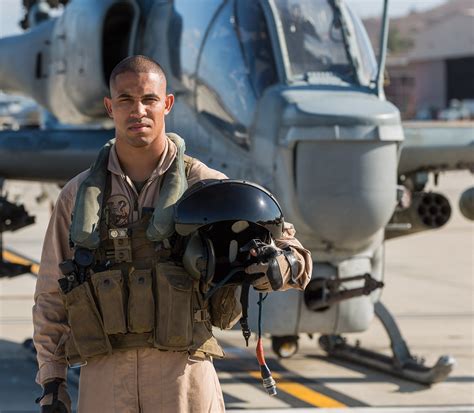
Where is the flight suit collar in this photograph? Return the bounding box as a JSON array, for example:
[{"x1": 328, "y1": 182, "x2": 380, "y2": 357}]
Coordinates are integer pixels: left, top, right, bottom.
[{"x1": 107, "y1": 136, "x2": 178, "y2": 181}]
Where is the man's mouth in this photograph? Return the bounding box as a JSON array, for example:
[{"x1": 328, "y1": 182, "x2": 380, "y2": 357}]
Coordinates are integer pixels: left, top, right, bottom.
[{"x1": 128, "y1": 123, "x2": 150, "y2": 132}]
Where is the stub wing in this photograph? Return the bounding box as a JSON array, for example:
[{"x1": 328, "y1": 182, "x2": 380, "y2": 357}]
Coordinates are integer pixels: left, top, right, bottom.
[
  {"x1": 0, "y1": 128, "x2": 112, "y2": 183},
  {"x1": 399, "y1": 121, "x2": 474, "y2": 176},
  {"x1": 388, "y1": 121, "x2": 474, "y2": 239}
]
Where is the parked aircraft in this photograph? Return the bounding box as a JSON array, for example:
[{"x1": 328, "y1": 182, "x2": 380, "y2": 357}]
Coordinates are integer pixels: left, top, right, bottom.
[
  {"x1": 0, "y1": 93, "x2": 40, "y2": 130},
  {"x1": 0, "y1": 0, "x2": 472, "y2": 384}
]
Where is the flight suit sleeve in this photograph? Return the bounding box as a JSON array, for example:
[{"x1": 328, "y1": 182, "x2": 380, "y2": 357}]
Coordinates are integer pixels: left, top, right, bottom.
[
  {"x1": 252, "y1": 222, "x2": 312, "y2": 292},
  {"x1": 186, "y1": 158, "x2": 227, "y2": 186},
  {"x1": 32, "y1": 184, "x2": 75, "y2": 385}
]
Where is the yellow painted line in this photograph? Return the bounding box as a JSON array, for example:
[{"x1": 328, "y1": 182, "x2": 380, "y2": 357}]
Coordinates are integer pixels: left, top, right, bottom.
[
  {"x1": 3, "y1": 250, "x2": 39, "y2": 275},
  {"x1": 0, "y1": 295, "x2": 33, "y2": 300},
  {"x1": 249, "y1": 371, "x2": 346, "y2": 408}
]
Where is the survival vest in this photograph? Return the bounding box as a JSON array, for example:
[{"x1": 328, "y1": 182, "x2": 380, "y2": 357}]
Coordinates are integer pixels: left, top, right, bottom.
[{"x1": 61, "y1": 134, "x2": 227, "y2": 367}]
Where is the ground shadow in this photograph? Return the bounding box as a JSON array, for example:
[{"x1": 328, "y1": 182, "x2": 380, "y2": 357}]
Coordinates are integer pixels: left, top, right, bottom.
[{"x1": 0, "y1": 339, "x2": 78, "y2": 412}]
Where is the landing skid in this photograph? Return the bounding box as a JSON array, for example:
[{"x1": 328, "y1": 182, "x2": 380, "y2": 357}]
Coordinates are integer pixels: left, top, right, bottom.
[{"x1": 319, "y1": 302, "x2": 455, "y2": 385}]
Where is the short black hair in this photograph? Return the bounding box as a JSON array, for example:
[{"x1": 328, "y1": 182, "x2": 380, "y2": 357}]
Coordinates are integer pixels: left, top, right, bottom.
[{"x1": 109, "y1": 55, "x2": 166, "y2": 90}]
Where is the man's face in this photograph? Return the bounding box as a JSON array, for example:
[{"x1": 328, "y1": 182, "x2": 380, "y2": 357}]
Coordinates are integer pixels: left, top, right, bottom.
[{"x1": 104, "y1": 71, "x2": 174, "y2": 148}]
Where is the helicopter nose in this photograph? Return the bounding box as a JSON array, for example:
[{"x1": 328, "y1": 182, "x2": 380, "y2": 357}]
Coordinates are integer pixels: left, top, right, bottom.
[
  {"x1": 293, "y1": 138, "x2": 398, "y2": 250},
  {"x1": 260, "y1": 88, "x2": 404, "y2": 252}
]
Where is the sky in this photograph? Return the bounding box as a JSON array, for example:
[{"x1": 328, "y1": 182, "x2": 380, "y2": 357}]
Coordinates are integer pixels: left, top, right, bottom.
[{"x1": 0, "y1": 0, "x2": 451, "y2": 38}]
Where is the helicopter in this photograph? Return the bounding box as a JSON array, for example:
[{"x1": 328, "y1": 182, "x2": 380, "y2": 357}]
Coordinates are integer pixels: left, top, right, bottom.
[{"x1": 0, "y1": 0, "x2": 472, "y2": 385}]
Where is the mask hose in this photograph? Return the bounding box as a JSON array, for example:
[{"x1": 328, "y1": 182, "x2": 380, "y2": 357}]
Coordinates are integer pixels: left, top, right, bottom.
[{"x1": 256, "y1": 292, "x2": 277, "y2": 396}]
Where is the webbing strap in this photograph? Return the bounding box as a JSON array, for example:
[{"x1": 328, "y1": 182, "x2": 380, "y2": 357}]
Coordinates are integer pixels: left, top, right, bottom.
[
  {"x1": 239, "y1": 282, "x2": 251, "y2": 346},
  {"x1": 283, "y1": 249, "x2": 299, "y2": 285},
  {"x1": 267, "y1": 257, "x2": 284, "y2": 291}
]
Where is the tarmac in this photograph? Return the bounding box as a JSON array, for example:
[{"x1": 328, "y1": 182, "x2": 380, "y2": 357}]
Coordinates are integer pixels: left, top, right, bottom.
[{"x1": 0, "y1": 171, "x2": 473, "y2": 412}]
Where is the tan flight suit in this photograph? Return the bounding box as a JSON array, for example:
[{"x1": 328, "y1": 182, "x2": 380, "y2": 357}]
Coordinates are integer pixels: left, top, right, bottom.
[{"x1": 33, "y1": 136, "x2": 312, "y2": 412}]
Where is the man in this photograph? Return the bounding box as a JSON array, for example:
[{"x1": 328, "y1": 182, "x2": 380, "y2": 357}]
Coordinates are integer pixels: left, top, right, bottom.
[{"x1": 33, "y1": 55, "x2": 312, "y2": 412}]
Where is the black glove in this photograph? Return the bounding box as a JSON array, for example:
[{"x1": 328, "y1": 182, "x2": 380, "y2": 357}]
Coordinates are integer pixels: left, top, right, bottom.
[
  {"x1": 244, "y1": 240, "x2": 299, "y2": 291},
  {"x1": 243, "y1": 239, "x2": 285, "y2": 290},
  {"x1": 36, "y1": 378, "x2": 70, "y2": 413},
  {"x1": 241, "y1": 239, "x2": 281, "y2": 265}
]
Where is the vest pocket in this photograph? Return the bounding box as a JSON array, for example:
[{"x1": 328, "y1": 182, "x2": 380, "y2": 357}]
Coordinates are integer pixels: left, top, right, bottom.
[
  {"x1": 65, "y1": 335, "x2": 85, "y2": 367},
  {"x1": 154, "y1": 262, "x2": 194, "y2": 349},
  {"x1": 128, "y1": 268, "x2": 154, "y2": 333},
  {"x1": 209, "y1": 285, "x2": 242, "y2": 330},
  {"x1": 64, "y1": 282, "x2": 111, "y2": 358},
  {"x1": 91, "y1": 270, "x2": 127, "y2": 335}
]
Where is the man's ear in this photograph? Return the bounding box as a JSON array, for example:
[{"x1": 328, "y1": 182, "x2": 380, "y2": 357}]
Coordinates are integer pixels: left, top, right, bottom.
[
  {"x1": 164, "y1": 94, "x2": 174, "y2": 115},
  {"x1": 104, "y1": 96, "x2": 113, "y2": 118}
]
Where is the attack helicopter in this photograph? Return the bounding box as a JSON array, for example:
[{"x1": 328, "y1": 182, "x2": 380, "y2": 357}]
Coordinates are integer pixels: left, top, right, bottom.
[{"x1": 0, "y1": 0, "x2": 473, "y2": 384}]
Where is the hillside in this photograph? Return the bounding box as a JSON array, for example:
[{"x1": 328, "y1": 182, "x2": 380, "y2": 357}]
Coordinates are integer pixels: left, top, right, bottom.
[{"x1": 362, "y1": 0, "x2": 474, "y2": 55}]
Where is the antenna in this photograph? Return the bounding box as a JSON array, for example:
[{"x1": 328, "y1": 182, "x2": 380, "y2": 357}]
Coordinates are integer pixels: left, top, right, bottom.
[{"x1": 375, "y1": 0, "x2": 390, "y2": 98}]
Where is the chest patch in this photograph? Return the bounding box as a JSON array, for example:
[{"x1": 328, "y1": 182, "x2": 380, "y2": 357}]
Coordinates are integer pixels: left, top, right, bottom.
[{"x1": 107, "y1": 194, "x2": 131, "y2": 227}]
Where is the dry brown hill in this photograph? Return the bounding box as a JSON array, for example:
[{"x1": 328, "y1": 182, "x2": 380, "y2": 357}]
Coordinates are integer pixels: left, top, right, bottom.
[{"x1": 362, "y1": 0, "x2": 474, "y2": 55}]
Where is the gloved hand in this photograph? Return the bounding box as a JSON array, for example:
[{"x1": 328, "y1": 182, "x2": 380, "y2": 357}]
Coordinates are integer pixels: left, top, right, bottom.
[
  {"x1": 244, "y1": 240, "x2": 299, "y2": 291},
  {"x1": 244, "y1": 238, "x2": 278, "y2": 268},
  {"x1": 36, "y1": 378, "x2": 71, "y2": 413},
  {"x1": 244, "y1": 240, "x2": 284, "y2": 290}
]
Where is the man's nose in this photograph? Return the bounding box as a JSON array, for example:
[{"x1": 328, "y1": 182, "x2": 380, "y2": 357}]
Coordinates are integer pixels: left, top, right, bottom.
[{"x1": 131, "y1": 101, "x2": 147, "y2": 117}]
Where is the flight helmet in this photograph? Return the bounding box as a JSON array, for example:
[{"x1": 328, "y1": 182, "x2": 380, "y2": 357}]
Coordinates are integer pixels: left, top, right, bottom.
[{"x1": 174, "y1": 179, "x2": 284, "y2": 286}]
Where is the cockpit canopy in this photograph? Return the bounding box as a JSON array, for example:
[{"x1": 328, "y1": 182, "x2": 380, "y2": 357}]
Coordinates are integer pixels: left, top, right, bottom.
[
  {"x1": 272, "y1": 0, "x2": 377, "y2": 85},
  {"x1": 173, "y1": 0, "x2": 378, "y2": 147},
  {"x1": 277, "y1": 0, "x2": 355, "y2": 81}
]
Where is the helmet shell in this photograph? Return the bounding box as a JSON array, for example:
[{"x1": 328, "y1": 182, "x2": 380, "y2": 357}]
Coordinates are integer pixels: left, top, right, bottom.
[{"x1": 174, "y1": 179, "x2": 284, "y2": 239}]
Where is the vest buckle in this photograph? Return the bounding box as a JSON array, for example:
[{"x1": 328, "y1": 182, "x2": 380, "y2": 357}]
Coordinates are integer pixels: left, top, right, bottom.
[
  {"x1": 109, "y1": 228, "x2": 132, "y2": 263},
  {"x1": 194, "y1": 309, "x2": 210, "y2": 322}
]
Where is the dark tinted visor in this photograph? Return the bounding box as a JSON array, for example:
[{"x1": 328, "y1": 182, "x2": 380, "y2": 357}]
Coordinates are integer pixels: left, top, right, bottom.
[{"x1": 174, "y1": 179, "x2": 284, "y2": 239}]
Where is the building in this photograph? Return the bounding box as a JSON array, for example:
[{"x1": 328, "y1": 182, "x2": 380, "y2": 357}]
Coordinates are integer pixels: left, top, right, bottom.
[{"x1": 385, "y1": 10, "x2": 474, "y2": 120}]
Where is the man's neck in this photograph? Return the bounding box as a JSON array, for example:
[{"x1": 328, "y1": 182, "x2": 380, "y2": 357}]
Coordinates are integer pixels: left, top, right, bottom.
[{"x1": 115, "y1": 135, "x2": 167, "y2": 182}]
